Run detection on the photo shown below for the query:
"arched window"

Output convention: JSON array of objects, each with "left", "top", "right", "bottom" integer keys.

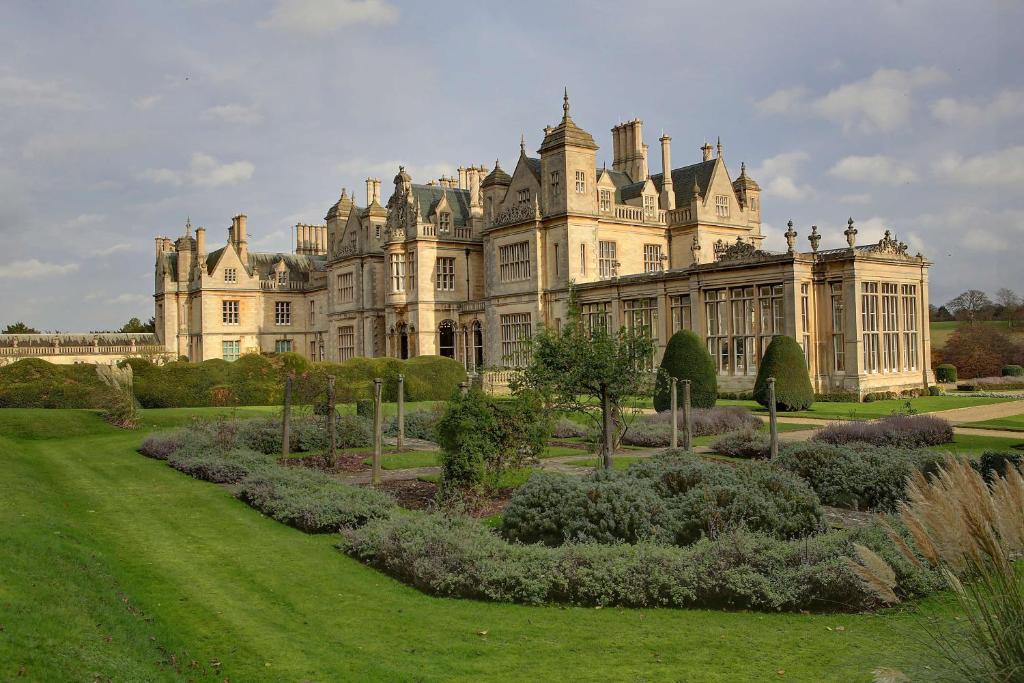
[
  {"left": 438, "top": 320, "right": 456, "bottom": 359},
  {"left": 397, "top": 323, "right": 410, "bottom": 360},
  {"left": 472, "top": 320, "right": 484, "bottom": 369}
]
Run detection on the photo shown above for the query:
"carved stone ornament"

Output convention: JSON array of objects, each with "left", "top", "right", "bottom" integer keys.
[
  {"left": 715, "top": 236, "right": 761, "bottom": 262},
  {"left": 870, "top": 229, "right": 910, "bottom": 256},
  {"left": 844, "top": 217, "right": 858, "bottom": 248},
  {"left": 494, "top": 203, "right": 536, "bottom": 227},
  {"left": 690, "top": 236, "right": 701, "bottom": 264},
  {"left": 808, "top": 225, "right": 821, "bottom": 253},
  {"left": 784, "top": 220, "right": 797, "bottom": 254}
]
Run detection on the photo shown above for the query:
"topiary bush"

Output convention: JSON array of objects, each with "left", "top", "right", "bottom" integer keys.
[
  {"left": 935, "top": 364, "right": 957, "bottom": 383},
  {"left": 813, "top": 414, "right": 954, "bottom": 449},
  {"left": 753, "top": 336, "right": 814, "bottom": 412},
  {"left": 1001, "top": 365, "right": 1024, "bottom": 377},
  {"left": 653, "top": 330, "right": 717, "bottom": 411}
]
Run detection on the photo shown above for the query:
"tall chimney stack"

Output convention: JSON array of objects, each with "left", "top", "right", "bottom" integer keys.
[
  {"left": 236, "top": 214, "right": 248, "bottom": 263},
  {"left": 659, "top": 134, "right": 675, "bottom": 211},
  {"left": 702, "top": 141, "right": 713, "bottom": 162},
  {"left": 366, "top": 178, "right": 374, "bottom": 206},
  {"left": 196, "top": 226, "right": 206, "bottom": 260}
]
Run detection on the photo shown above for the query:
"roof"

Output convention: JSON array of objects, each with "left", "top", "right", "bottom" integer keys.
[
  {"left": 410, "top": 185, "right": 471, "bottom": 226},
  {"left": 650, "top": 159, "right": 717, "bottom": 207},
  {"left": 538, "top": 94, "right": 598, "bottom": 153},
  {"left": 618, "top": 179, "right": 650, "bottom": 203},
  {"left": 481, "top": 162, "right": 511, "bottom": 188},
  {"left": 248, "top": 251, "right": 326, "bottom": 273},
  {"left": 525, "top": 156, "right": 541, "bottom": 180},
  {"left": 325, "top": 190, "right": 354, "bottom": 220}
]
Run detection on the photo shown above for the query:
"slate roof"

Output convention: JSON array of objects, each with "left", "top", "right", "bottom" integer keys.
[
  {"left": 596, "top": 167, "right": 634, "bottom": 202},
  {"left": 410, "top": 185, "right": 471, "bottom": 226},
  {"left": 649, "top": 159, "right": 717, "bottom": 206},
  {"left": 525, "top": 156, "right": 541, "bottom": 179},
  {"left": 538, "top": 106, "right": 598, "bottom": 153},
  {"left": 204, "top": 247, "right": 326, "bottom": 276},
  {"left": 618, "top": 179, "right": 649, "bottom": 203},
  {"left": 481, "top": 162, "right": 512, "bottom": 187}
]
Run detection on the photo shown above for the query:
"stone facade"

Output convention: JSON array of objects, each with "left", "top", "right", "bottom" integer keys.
[{"left": 154, "top": 94, "right": 932, "bottom": 396}]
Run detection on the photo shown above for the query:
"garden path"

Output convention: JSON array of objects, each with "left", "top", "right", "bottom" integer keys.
[{"left": 928, "top": 399, "right": 1024, "bottom": 423}]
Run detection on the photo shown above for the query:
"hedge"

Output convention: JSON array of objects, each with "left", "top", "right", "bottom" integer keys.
[
  {"left": 0, "top": 358, "right": 118, "bottom": 409},
  {"left": 1002, "top": 365, "right": 1024, "bottom": 377},
  {"left": 935, "top": 364, "right": 957, "bottom": 383},
  {"left": 653, "top": 330, "right": 717, "bottom": 411},
  {"left": 753, "top": 336, "right": 814, "bottom": 412}
]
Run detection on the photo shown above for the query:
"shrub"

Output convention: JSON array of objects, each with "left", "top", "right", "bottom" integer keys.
[
  {"left": 386, "top": 407, "right": 443, "bottom": 442},
  {"left": 814, "top": 392, "right": 860, "bottom": 403},
  {"left": 355, "top": 399, "right": 374, "bottom": 419},
  {"left": 974, "top": 376, "right": 1024, "bottom": 391},
  {"left": 941, "top": 325, "right": 1021, "bottom": 379},
  {"left": 774, "top": 442, "right": 946, "bottom": 511},
  {"left": 102, "top": 389, "right": 139, "bottom": 429},
  {"left": 972, "top": 451, "right": 1024, "bottom": 482},
  {"left": 753, "top": 336, "right": 814, "bottom": 412},
  {"left": 342, "top": 514, "right": 938, "bottom": 612},
  {"left": 957, "top": 383, "right": 978, "bottom": 392},
  {"left": 1002, "top": 364, "right": 1024, "bottom": 377},
  {"left": 935, "top": 364, "right": 957, "bottom": 382},
  {"left": 0, "top": 358, "right": 117, "bottom": 409},
  {"left": 623, "top": 406, "right": 762, "bottom": 447},
  {"left": 928, "top": 385, "right": 943, "bottom": 396},
  {"left": 813, "top": 414, "right": 954, "bottom": 448},
  {"left": 139, "top": 430, "right": 187, "bottom": 460},
  {"left": 550, "top": 417, "right": 592, "bottom": 439},
  {"left": 238, "top": 415, "right": 372, "bottom": 454},
  {"left": 653, "top": 330, "right": 717, "bottom": 411},
  {"left": 236, "top": 467, "right": 394, "bottom": 533},
  {"left": 168, "top": 447, "right": 275, "bottom": 484},
  {"left": 711, "top": 428, "right": 772, "bottom": 459}
]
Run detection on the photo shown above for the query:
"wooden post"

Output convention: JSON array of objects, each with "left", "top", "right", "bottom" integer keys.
[
  {"left": 326, "top": 375, "right": 336, "bottom": 467},
  {"left": 681, "top": 379, "right": 692, "bottom": 453},
  {"left": 601, "top": 383, "right": 613, "bottom": 470},
  {"left": 396, "top": 373, "right": 405, "bottom": 451},
  {"left": 670, "top": 377, "right": 678, "bottom": 449},
  {"left": 281, "top": 374, "right": 292, "bottom": 459},
  {"left": 768, "top": 377, "right": 779, "bottom": 459},
  {"left": 372, "top": 378, "right": 383, "bottom": 484}
]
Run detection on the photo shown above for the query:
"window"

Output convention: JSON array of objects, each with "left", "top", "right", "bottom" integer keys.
[
  {"left": 390, "top": 253, "right": 405, "bottom": 292},
  {"left": 500, "top": 313, "right": 532, "bottom": 367},
  {"left": 338, "top": 272, "right": 354, "bottom": 303},
  {"left": 862, "top": 282, "right": 880, "bottom": 373},
  {"left": 310, "top": 340, "right": 317, "bottom": 360},
  {"left": 375, "top": 224, "right": 381, "bottom": 240},
  {"left": 623, "top": 297, "right": 658, "bottom": 344},
  {"left": 580, "top": 301, "right": 611, "bottom": 334},
  {"left": 338, "top": 325, "right": 355, "bottom": 361},
  {"left": 407, "top": 250, "right": 416, "bottom": 290},
  {"left": 499, "top": 241, "right": 531, "bottom": 282},
  {"left": 882, "top": 283, "right": 900, "bottom": 373},
  {"left": 705, "top": 289, "right": 729, "bottom": 373},
  {"left": 222, "top": 300, "right": 239, "bottom": 325},
  {"left": 275, "top": 301, "right": 291, "bottom": 325},
  {"left": 801, "top": 283, "right": 810, "bottom": 367},
  {"left": 750, "top": 196, "right": 759, "bottom": 212},
  {"left": 309, "top": 301, "right": 315, "bottom": 326},
  {"left": 438, "top": 320, "right": 456, "bottom": 358},
  {"left": 830, "top": 282, "right": 845, "bottom": 372},
  {"left": 902, "top": 284, "right": 919, "bottom": 371},
  {"left": 670, "top": 294, "right": 691, "bottom": 331},
  {"left": 715, "top": 194, "right": 729, "bottom": 218},
  {"left": 436, "top": 257, "right": 456, "bottom": 291},
  {"left": 598, "top": 240, "right": 617, "bottom": 278},
  {"left": 439, "top": 212, "right": 450, "bottom": 233},
  {"left": 579, "top": 243, "right": 587, "bottom": 276},
  {"left": 222, "top": 340, "right": 240, "bottom": 361},
  {"left": 550, "top": 171, "right": 560, "bottom": 197},
  {"left": 643, "top": 244, "right": 663, "bottom": 273},
  {"left": 599, "top": 189, "right": 611, "bottom": 212},
  {"left": 758, "top": 284, "right": 784, "bottom": 359},
  {"left": 517, "top": 189, "right": 531, "bottom": 204},
  {"left": 275, "top": 339, "right": 292, "bottom": 353},
  {"left": 731, "top": 286, "right": 756, "bottom": 375},
  {"left": 643, "top": 194, "right": 656, "bottom": 219},
  {"left": 277, "top": 270, "right": 288, "bottom": 285},
  {"left": 575, "top": 170, "right": 586, "bottom": 194},
  {"left": 223, "top": 268, "right": 236, "bottom": 283}
]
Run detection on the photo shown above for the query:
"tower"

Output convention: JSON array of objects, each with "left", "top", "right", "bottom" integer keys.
[{"left": 538, "top": 89, "right": 598, "bottom": 216}]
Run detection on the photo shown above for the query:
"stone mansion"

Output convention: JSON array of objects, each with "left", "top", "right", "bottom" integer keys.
[{"left": 154, "top": 93, "right": 933, "bottom": 396}]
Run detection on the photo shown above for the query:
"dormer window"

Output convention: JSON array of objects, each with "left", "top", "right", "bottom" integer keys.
[
  {"left": 643, "top": 194, "right": 656, "bottom": 218},
  {"left": 517, "top": 189, "right": 531, "bottom": 204},
  {"left": 715, "top": 194, "right": 729, "bottom": 218},
  {"left": 439, "top": 212, "right": 451, "bottom": 233},
  {"left": 224, "top": 268, "right": 236, "bottom": 283},
  {"left": 575, "top": 170, "right": 586, "bottom": 194},
  {"left": 550, "top": 171, "right": 560, "bottom": 197},
  {"left": 277, "top": 270, "right": 288, "bottom": 285},
  {"left": 599, "top": 189, "right": 611, "bottom": 212}
]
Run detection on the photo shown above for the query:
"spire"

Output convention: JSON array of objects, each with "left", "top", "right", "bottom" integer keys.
[
  {"left": 494, "top": 158, "right": 501, "bottom": 169},
  {"left": 740, "top": 162, "right": 747, "bottom": 177},
  {"left": 691, "top": 174, "right": 701, "bottom": 200},
  {"left": 562, "top": 87, "right": 570, "bottom": 119},
  {"left": 520, "top": 133, "right": 526, "bottom": 155},
  {"left": 716, "top": 136, "right": 723, "bottom": 159},
  {"left": 185, "top": 216, "right": 192, "bottom": 237}
]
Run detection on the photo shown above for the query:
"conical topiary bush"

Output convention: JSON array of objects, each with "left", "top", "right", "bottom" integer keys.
[
  {"left": 753, "top": 335, "right": 814, "bottom": 411},
  {"left": 653, "top": 330, "right": 717, "bottom": 411}
]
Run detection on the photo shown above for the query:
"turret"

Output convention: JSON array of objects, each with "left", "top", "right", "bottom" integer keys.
[
  {"left": 538, "top": 89, "right": 598, "bottom": 215},
  {"left": 480, "top": 159, "right": 511, "bottom": 222}
]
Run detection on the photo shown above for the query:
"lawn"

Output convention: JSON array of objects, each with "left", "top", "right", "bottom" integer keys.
[
  {"left": 362, "top": 450, "right": 440, "bottom": 470},
  {"left": 930, "top": 319, "right": 1024, "bottom": 349},
  {"left": 928, "top": 432, "right": 1024, "bottom": 456},
  {"left": 960, "top": 413, "right": 1024, "bottom": 432},
  {"left": 720, "top": 395, "right": 1016, "bottom": 420},
  {"left": 0, "top": 407, "right": 960, "bottom": 682}
]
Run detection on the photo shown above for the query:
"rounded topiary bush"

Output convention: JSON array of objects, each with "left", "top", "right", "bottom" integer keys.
[
  {"left": 1002, "top": 364, "right": 1024, "bottom": 377},
  {"left": 653, "top": 330, "right": 717, "bottom": 411},
  {"left": 935, "top": 364, "right": 957, "bottom": 383},
  {"left": 753, "top": 336, "right": 814, "bottom": 412}
]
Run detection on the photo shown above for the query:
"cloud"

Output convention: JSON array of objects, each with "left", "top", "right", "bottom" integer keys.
[
  {"left": 202, "top": 104, "right": 264, "bottom": 125},
  {"left": 839, "top": 193, "right": 872, "bottom": 205},
  {"left": 90, "top": 242, "right": 138, "bottom": 257},
  {"left": 931, "top": 89, "right": 1024, "bottom": 126},
  {"left": 913, "top": 206, "right": 1024, "bottom": 254},
  {"left": 109, "top": 293, "right": 150, "bottom": 305},
  {"left": 335, "top": 158, "right": 457, "bottom": 191},
  {"left": 934, "top": 146, "right": 1024, "bottom": 185},
  {"left": 132, "top": 94, "right": 162, "bottom": 110},
  {"left": 828, "top": 155, "right": 917, "bottom": 184},
  {"left": 263, "top": 0, "right": 399, "bottom": 35},
  {"left": 21, "top": 132, "right": 132, "bottom": 162},
  {"left": 0, "top": 259, "right": 79, "bottom": 279},
  {"left": 757, "top": 67, "right": 948, "bottom": 133},
  {"left": 0, "top": 68, "right": 92, "bottom": 110},
  {"left": 750, "top": 152, "right": 814, "bottom": 201},
  {"left": 140, "top": 152, "right": 255, "bottom": 188}
]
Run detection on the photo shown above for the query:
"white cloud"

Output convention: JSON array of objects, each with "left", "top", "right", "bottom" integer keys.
[
  {"left": 757, "top": 67, "right": 948, "bottom": 133},
  {"left": 21, "top": 132, "right": 131, "bottom": 162},
  {"left": 913, "top": 206, "right": 1024, "bottom": 254},
  {"left": 0, "top": 68, "right": 92, "bottom": 110},
  {"left": 839, "top": 193, "right": 872, "bottom": 205},
  {"left": 931, "top": 89, "right": 1024, "bottom": 126},
  {"left": 750, "top": 152, "right": 814, "bottom": 201},
  {"left": 109, "top": 293, "right": 150, "bottom": 305},
  {"left": 132, "top": 94, "right": 162, "bottom": 110},
  {"left": 263, "top": 0, "right": 399, "bottom": 35},
  {"left": 202, "top": 104, "right": 264, "bottom": 125},
  {"left": 140, "top": 152, "right": 255, "bottom": 188},
  {"left": 0, "top": 259, "right": 79, "bottom": 279},
  {"left": 90, "top": 242, "right": 138, "bottom": 257},
  {"left": 934, "top": 146, "right": 1024, "bottom": 185},
  {"left": 828, "top": 155, "right": 917, "bottom": 184}
]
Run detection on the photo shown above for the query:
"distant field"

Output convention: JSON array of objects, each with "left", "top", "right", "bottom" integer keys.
[{"left": 930, "top": 320, "right": 1024, "bottom": 349}]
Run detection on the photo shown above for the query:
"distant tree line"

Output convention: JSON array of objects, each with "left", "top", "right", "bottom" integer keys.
[
  {"left": 2, "top": 317, "right": 155, "bottom": 335},
  {"left": 930, "top": 288, "right": 1021, "bottom": 327}
]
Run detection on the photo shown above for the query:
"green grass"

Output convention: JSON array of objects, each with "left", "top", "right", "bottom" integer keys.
[
  {"left": 541, "top": 445, "right": 591, "bottom": 458},
  {"left": 362, "top": 450, "right": 440, "bottom": 470},
  {"left": 929, "top": 432, "right": 1024, "bottom": 456},
  {"left": 930, "top": 319, "right": 1024, "bottom": 349},
  {"left": 719, "top": 395, "right": 1016, "bottom": 420},
  {"left": 0, "top": 407, "right": 961, "bottom": 681},
  {"left": 960, "top": 413, "right": 1024, "bottom": 432}
]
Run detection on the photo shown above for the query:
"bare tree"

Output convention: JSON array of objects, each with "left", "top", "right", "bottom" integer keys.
[
  {"left": 947, "top": 290, "right": 993, "bottom": 324},
  {"left": 995, "top": 288, "right": 1020, "bottom": 329}
]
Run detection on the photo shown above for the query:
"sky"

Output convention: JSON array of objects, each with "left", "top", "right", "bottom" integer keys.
[{"left": 1, "top": 0, "right": 1023, "bottom": 331}]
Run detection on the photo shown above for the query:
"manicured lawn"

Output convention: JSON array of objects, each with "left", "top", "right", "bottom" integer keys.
[
  {"left": 541, "top": 444, "right": 591, "bottom": 458},
  {"left": 720, "top": 395, "right": 1016, "bottom": 420},
  {"left": 928, "top": 432, "right": 1024, "bottom": 456},
  {"left": 930, "top": 319, "right": 1024, "bottom": 349},
  {"left": 362, "top": 450, "right": 440, "bottom": 470},
  {"left": 0, "top": 407, "right": 959, "bottom": 681},
  {"left": 960, "top": 413, "right": 1024, "bottom": 432}
]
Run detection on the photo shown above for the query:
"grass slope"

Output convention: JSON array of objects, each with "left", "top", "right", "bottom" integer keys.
[
  {"left": 720, "top": 395, "right": 1015, "bottom": 420},
  {"left": 961, "top": 413, "right": 1024, "bottom": 432},
  {"left": 0, "top": 408, "right": 959, "bottom": 682}
]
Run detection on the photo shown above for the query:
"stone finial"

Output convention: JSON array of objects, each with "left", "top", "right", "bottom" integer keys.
[
  {"left": 808, "top": 224, "right": 821, "bottom": 252},
  {"left": 784, "top": 220, "right": 797, "bottom": 254},
  {"left": 690, "top": 235, "right": 701, "bottom": 264},
  {"left": 562, "top": 87, "right": 570, "bottom": 118},
  {"left": 520, "top": 133, "right": 526, "bottom": 155},
  {"left": 716, "top": 136, "right": 723, "bottom": 159},
  {"left": 691, "top": 174, "right": 701, "bottom": 200},
  {"left": 185, "top": 216, "right": 192, "bottom": 237},
  {"left": 739, "top": 161, "right": 747, "bottom": 177},
  {"left": 845, "top": 217, "right": 858, "bottom": 248}
]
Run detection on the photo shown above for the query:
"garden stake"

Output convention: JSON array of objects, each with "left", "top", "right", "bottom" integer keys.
[
  {"left": 768, "top": 377, "right": 779, "bottom": 459},
  {"left": 372, "top": 378, "right": 383, "bottom": 485},
  {"left": 682, "top": 379, "right": 692, "bottom": 453},
  {"left": 670, "top": 377, "right": 678, "bottom": 449},
  {"left": 397, "top": 373, "right": 405, "bottom": 451}
]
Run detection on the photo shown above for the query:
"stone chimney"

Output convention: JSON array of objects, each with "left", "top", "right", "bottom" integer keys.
[
  {"left": 366, "top": 178, "right": 375, "bottom": 206},
  {"left": 701, "top": 141, "right": 713, "bottom": 162},
  {"left": 235, "top": 214, "right": 248, "bottom": 263},
  {"left": 611, "top": 119, "right": 647, "bottom": 179},
  {"left": 196, "top": 226, "right": 206, "bottom": 260},
  {"left": 659, "top": 134, "right": 675, "bottom": 211},
  {"left": 373, "top": 178, "right": 382, "bottom": 203},
  {"left": 458, "top": 166, "right": 467, "bottom": 189}
]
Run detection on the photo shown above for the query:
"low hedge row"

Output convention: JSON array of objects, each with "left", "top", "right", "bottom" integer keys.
[
  {"left": 341, "top": 513, "right": 940, "bottom": 612},
  {"left": 813, "top": 414, "right": 954, "bottom": 449},
  {"left": 0, "top": 358, "right": 119, "bottom": 408},
  {"left": 622, "top": 407, "right": 762, "bottom": 448}
]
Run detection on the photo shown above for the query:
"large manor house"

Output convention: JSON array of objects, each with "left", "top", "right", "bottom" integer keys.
[{"left": 154, "top": 94, "right": 933, "bottom": 396}]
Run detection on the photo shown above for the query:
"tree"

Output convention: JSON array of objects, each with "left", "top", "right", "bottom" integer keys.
[
  {"left": 119, "top": 317, "right": 156, "bottom": 333},
  {"left": 2, "top": 322, "right": 40, "bottom": 334},
  {"left": 947, "top": 290, "right": 993, "bottom": 324},
  {"left": 753, "top": 336, "right": 814, "bottom": 411},
  {"left": 514, "top": 290, "right": 655, "bottom": 469},
  {"left": 932, "top": 305, "right": 955, "bottom": 322},
  {"left": 942, "top": 325, "right": 1022, "bottom": 379},
  {"left": 653, "top": 330, "right": 717, "bottom": 411},
  {"left": 995, "top": 288, "right": 1020, "bottom": 329}
]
